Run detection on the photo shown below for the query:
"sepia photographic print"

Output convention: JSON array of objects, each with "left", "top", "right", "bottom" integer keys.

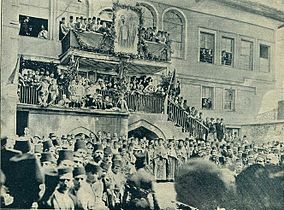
[{"left": 0, "top": 0, "right": 284, "bottom": 209}]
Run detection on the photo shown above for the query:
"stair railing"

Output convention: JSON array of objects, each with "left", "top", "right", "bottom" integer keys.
[{"left": 167, "top": 100, "right": 208, "bottom": 139}]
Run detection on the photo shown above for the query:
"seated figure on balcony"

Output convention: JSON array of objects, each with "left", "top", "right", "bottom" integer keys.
[
  {"left": 37, "top": 78, "right": 50, "bottom": 107},
  {"left": 58, "top": 94, "right": 71, "bottom": 108},
  {"left": 103, "top": 95, "right": 113, "bottom": 110},
  {"left": 143, "top": 79, "right": 155, "bottom": 94},
  {"left": 116, "top": 93, "right": 128, "bottom": 112},
  {"left": 48, "top": 78, "right": 59, "bottom": 106}
]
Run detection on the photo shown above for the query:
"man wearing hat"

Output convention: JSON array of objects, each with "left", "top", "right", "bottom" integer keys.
[
  {"left": 7, "top": 152, "right": 45, "bottom": 209},
  {"left": 85, "top": 163, "right": 108, "bottom": 210},
  {"left": 50, "top": 167, "right": 75, "bottom": 209},
  {"left": 122, "top": 153, "right": 160, "bottom": 210},
  {"left": 153, "top": 138, "right": 167, "bottom": 181},
  {"left": 70, "top": 166, "right": 95, "bottom": 210},
  {"left": 41, "top": 152, "right": 57, "bottom": 169},
  {"left": 58, "top": 149, "right": 74, "bottom": 168},
  {"left": 74, "top": 139, "right": 87, "bottom": 158},
  {"left": 108, "top": 159, "right": 126, "bottom": 208},
  {"left": 93, "top": 143, "right": 104, "bottom": 164}
]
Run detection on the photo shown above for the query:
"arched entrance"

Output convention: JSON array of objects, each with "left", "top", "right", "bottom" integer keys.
[
  {"left": 128, "top": 119, "right": 166, "bottom": 140},
  {"left": 128, "top": 126, "right": 159, "bottom": 140}
]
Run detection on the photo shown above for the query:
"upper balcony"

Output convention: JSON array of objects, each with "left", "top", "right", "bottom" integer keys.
[{"left": 59, "top": 3, "right": 172, "bottom": 75}]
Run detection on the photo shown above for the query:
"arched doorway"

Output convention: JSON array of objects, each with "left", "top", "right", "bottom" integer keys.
[
  {"left": 128, "top": 119, "right": 166, "bottom": 140},
  {"left": 128, "top": 126, "right": 159, "bottom": 140}
]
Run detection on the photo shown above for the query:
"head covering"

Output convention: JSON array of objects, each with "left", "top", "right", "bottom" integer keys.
[
  {"left": 74, "top": 139, "right": 87, "bottom": 152},
  {"left": 73, "top": 166, "right": 86, "bottom": 177},
  {"left": 175, "top": 158, "right": 236, "bottom": 210},
  {"left": 112, "top": 159, "right": 122, "bottom": 167},
  {"left": 43, "top": 139, "right": 54, "bottom": 152},
  {"left": 135, "top": 153, "right": 146, "bottom": 169},
  {"left": 8, "top": 153, "right": 44, "bottom": 206},
  {"left": 85, "top": 162, "right": 101, "bottom": 174},
  {"left": 104, "top": 147, "right": 112, "bottom": 156},
  {"left": 40, "top": 152, "right": 56, "bottom": 163},
  {"left": 14, "top": 139, "right": 31, "bottom": 153},
  {"left": 94, "top": 143, "right": 103, "bottom": 152},
  {"left": 58, "top": 149, "right": 73, "bottom": 163},
  {"left": 58, "top": 167, "right": 73, "bottom": 179}
]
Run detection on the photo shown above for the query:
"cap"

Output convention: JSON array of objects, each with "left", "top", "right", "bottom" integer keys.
[
  {"left": 58, "top": 167, "right": 73, "bottom": 178},
  {"left": 73, "top": 166, "right": 86, "bottom": 177},
  {"left": 40, "top": 152, "right": 56, "bottom": 163},
  {"left": 14, "top": 139, "right": 31, "bottom": 153},
  {"left": 58, "top": 149, "right": 73, "bottom": 162},
  {"left": 85, "top": 162, "right": 101, "bottom": 174},
  {"left": 43, "top": 139, "right": 54, "bottom": 151},
  {"left": 94, "top": 143, "right": 103, "bottom": 152}
]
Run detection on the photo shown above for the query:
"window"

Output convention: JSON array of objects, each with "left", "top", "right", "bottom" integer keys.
[
  {"left": 141, "top": 5, "right": 155, "bottom": 28},
  {"left": 224, "top": 89, "right": 235, "bottom": 111},
  {"left": 200, "top": 32, "right": 215, "bottom": 64},
  {"left": 163, "top": 11, "right": 184, "bottom": 58},
  {"left": 221, "top": 37, "right": 234, "bottom": 66},
  {"left": 202, "top": 86, "right": 214, "bottom": 110},
  {"left": 260, "top": 44, "right": 270, "bottom": 72},
  {"left": 240, "top": 40, "right": 253, "bottom": 70},
  {"left": 19, "top": 15, "right": 48, "bottom": 39}
]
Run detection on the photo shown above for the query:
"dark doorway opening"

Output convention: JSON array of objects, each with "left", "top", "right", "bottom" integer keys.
[
  {"left": 128, "top": 126, "right": 159, "bottom": 140},
  {"left": 16, "top": 111, "right": 29, "bottom": 136}
]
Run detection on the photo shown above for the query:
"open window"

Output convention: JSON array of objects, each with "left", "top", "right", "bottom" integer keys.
[{"left": 19, "top": 15, "right": 49, "bottom": 39}]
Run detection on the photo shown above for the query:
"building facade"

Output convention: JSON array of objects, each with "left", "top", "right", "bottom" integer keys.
[{"left": 1, "top": 0, "right": 284, "bottom": 137}]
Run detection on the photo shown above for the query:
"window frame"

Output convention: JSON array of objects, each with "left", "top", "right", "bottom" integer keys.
[
  {"left": 239, "top": 38, "right": 254, "bottom": 71},
  {"left": 198, "top": 28, "right": 217, "bottom": 65},
  {"left": 220, "top": 36, "right": 235, "bottom": 67},
  {"left": 162, "top": 9, "right": 186, "bottom": 59},
  {"left": 259, "top": 43, "right": 271, "bottom": 73},
  {"left": 201, "top": 86, "right": 215, "bottom": 110},
  {"left": 223, "top": 88, "right": 236, "bottom": 111}
]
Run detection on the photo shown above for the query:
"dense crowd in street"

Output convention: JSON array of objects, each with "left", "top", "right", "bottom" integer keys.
[{"left": 1, "top": 126, "right": 283, "bottom": 209}]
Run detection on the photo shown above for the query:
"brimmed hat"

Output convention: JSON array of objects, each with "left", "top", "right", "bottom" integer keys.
[{"left": 14, "top": 139, "right": 31, "bottom": 153}]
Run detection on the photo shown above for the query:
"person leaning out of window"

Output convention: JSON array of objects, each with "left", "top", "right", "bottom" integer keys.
[{"left": 38, "top": 25, "right": 48, "bottom": 39}]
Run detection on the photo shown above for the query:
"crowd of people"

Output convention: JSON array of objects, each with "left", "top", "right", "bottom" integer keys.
[
  {"left": 59, "top": 16, "right": 112, "bottom": 40},
  {"left": 1, "top": 125, "right": 283, "bottom": 209},
  {"left": 18, "top": 68, "right": 171, "bottom": 110}
]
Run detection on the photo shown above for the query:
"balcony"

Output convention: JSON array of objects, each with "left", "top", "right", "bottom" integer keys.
[
  {"left": 18, "top": 85, "right": 165, "bottom": 114},
  {"left": 60, "top": 30, "right": 171, "bottom": 75}
]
